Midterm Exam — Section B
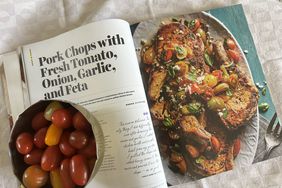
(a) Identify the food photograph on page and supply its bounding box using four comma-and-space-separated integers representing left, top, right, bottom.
133, 5, 277, 185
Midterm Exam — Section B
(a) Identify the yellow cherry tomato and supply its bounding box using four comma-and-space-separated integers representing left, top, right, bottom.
45, 124, 63, 146
50, 169, 64, 188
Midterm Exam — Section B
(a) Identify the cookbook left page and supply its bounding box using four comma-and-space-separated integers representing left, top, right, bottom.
21, 19, 167, 188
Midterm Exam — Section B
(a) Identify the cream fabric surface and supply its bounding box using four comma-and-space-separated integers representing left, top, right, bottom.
1, 0, 282, 187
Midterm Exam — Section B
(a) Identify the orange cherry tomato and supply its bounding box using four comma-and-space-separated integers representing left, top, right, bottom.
16, 132, 34, 155
60, 159, 75, 188
190, 83, 204, 94
22, 165, 48, 188
45, 124, 63, 146
79, 138, 96, 158
50, 168, 64, 188
31, 112, 49, 131
69, 130, 89, 149
191, 18, 201, 32
73, 111, 92, 132
163, 49, 173, 62
59, 131, 76, 157
51, 109, 72, 129
212, 70, 223, 81
227, 49, 240, 62
41, 145, 63, 171
226, 38, 236, 50
24, 149, 43, 165
70, 154, 89, 186
33, 127, 47, 149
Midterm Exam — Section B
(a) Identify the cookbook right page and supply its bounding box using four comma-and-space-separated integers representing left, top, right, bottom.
133, 4, 276, 186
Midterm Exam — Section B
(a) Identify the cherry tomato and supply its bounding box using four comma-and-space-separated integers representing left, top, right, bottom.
212, 70, 223, 81
233, 138, 241, 157
79, 138, 96, 158
191, 18, 201, 32
69, 130, 89, 149
50, 169, 64, 188
44, 101, 63, 121
16, 132, 33, 155
51, 109, 72, 129
24, 149, 43, 165
73, 111, 92, 132
41, 145, 63, 171
190, 83, 204, 94
162, 49, 173, 62
226, 38, 236, 50
22, 165, 48, 188
70, 154, 89, 186
33, 127, 48, 149
59, 131, 76, 157
45, 124, 63, 146
60, 159, 75, 188
67, 106, 77, 116
31, 112, 50, 131
227, 49, 240, 62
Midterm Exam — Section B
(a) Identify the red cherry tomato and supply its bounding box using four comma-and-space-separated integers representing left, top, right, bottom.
191, 18, 201, 32
73, 111, 92, 132
69, 130, 89, 149
33, 127, 48, 149
59, 131, 76, 157
70, 154, 89, 186
16, 132, 33, 155
79, 138, 96, 159
41, 145, 63, 171
163, 49, 173, 62
31, 112, 50, 131
60, 159, 75, 188
22, 165, 48, 188
227, 49, 240, 62
226, 38, 236, 50
24, 149, 43, 165
51, 109, 72, 129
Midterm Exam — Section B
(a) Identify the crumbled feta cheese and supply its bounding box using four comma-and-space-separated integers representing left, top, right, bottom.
218, 112, 223, 117
173, 65, 180, 71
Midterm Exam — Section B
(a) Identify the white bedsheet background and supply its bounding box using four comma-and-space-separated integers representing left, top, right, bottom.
1, 0, 282, 187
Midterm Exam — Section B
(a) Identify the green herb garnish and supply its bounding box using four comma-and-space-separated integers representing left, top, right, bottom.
222, 108, 228, 119
168, 66, 176, 78
163, 117, 174, 127
188, 102, 202, 115
204, 52, 214, 67
262, 87, 266, 96
226, 89, 233, 96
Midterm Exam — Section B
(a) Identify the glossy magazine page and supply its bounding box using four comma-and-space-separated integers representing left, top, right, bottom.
132, 4, 276, 186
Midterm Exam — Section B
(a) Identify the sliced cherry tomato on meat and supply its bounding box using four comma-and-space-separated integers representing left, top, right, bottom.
70, 154, 89, 186
191, 18, 201, 32
60, 159, 75, 188
51, 108, 72, 129
31, 112, 49, 131
227, 49, 240, 62
22, 165, 48, 188
212, 70, 223, 81
162, 49, 173, 62
226, 38, 236, 50
69, 130, 89, 150
16, 132, 34, 155
59, 131, 76, 157
45, 124, 63, 146
73, 111, 92, 132
41, 145, 63, 171
24, 149, 43, 165
190, 83, 204, 94
33, 127, 48, 149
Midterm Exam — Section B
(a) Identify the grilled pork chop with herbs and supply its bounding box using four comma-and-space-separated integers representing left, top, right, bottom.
140, 17, 258, 177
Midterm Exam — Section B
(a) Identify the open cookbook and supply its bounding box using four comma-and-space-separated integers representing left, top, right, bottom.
0, 4, 278, 188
